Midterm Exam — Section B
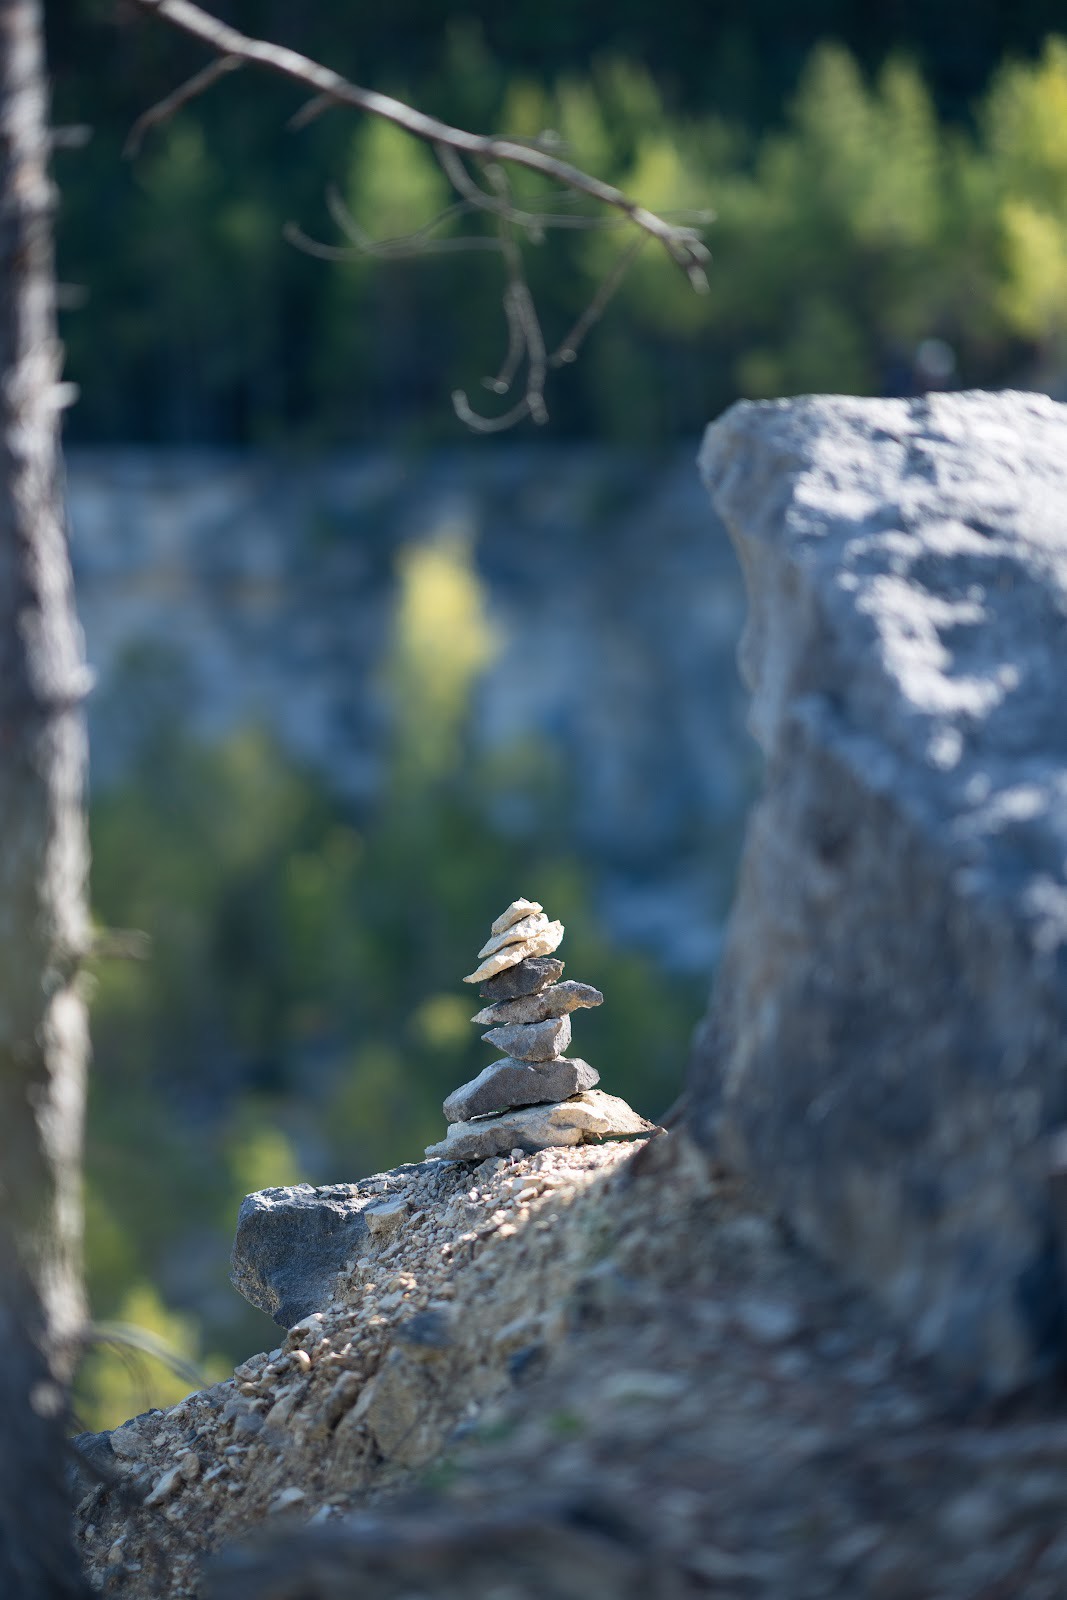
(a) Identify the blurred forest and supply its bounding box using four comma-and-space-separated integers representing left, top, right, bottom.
48, 0, 1067, 1425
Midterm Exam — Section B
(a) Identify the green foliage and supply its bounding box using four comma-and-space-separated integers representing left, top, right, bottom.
82, 531, 705, 1428
76, 1282, 229, 1435
50, 13, 1067, 446
983, 40, 1067, 347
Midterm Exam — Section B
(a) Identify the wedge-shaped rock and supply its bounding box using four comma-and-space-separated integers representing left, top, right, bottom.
443, 1056, 599, 1123
426, 1089, 657, 1161
471, 980, 604, 1027
482, 1013, 571, 1061
478, 956, 563, 1001
692, 389, 1067, 1394
490, 897, 542, 936
477, 911, 550, 960
463, 921, 563, 984
231, 1183, 369, 1328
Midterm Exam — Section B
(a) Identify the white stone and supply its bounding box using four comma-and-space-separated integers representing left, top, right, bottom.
477, 911, 550, 959
490, 897, 542, 936
463, 921, 564, 984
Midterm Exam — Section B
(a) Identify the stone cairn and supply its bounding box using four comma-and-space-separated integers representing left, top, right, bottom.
425, 898, 658, 1162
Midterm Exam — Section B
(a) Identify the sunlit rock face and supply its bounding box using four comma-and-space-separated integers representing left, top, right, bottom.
66, 447, 750, 974
689, 390, 1067, 1394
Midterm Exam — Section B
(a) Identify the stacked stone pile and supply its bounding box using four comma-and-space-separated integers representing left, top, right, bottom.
426, 898, 658, 1161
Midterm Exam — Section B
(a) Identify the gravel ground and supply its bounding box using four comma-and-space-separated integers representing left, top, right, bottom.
74, 1131, 1067, 1599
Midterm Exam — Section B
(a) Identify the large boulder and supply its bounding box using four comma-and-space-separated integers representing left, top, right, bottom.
231, 1184, 371, 1328
689, 390, 1067, 1393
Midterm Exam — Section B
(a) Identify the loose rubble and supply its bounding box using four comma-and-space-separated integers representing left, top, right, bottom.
427, 899, 658, 1162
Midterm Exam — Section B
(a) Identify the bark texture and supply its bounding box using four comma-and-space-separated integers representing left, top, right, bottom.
0, 0, 91, 1592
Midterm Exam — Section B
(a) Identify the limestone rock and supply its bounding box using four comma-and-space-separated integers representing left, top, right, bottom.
426, 1089, 657, 1161
477, 911, 549, 959
231, 1184, 369, 1328
490, 897, 543, 936
471, 980, 603, 1027
463, 921, 564, 984
478, 955, 564, 1001
690, 389, 1067, 1393
443, 1057, 599, 1123
482, 1014, 571, 1062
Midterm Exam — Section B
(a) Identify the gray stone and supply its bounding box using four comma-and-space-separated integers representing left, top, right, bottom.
463, 920, 564, 984
689, 390, 1067, 1394
426, 1089, 657, 1161
478, 956, 564, 1001
443, 1057, 599, 1123
231, 1184, 369, 1328
471, 980, 604, 1027
481, 1014, 571, 1062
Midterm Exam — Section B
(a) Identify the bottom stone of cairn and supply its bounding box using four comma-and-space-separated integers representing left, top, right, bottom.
425, 1088, 658, 1162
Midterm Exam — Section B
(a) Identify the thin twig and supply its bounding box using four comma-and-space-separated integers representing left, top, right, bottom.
550, 235, 648, 367
325, 184, 502, 258
284, 220, 505, 262
288, 91, 334, 131
124, 53, 243, 157
130, 0, 710, 285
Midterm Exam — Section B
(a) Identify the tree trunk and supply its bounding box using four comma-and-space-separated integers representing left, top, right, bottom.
0, 0, 91, 1592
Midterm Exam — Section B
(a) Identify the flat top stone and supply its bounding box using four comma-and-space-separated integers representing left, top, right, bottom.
471, 980, 604, 1027
490, 897, 543, 936
478, 955, 564, 1001
464, 922, 564, 985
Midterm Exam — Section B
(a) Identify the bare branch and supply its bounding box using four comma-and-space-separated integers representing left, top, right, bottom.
124, 53, 243, 158
484, 281, 526, 396
130, 0, 710, 284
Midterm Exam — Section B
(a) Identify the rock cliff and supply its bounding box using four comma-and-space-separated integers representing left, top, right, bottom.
690, 389, 1067, 1393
